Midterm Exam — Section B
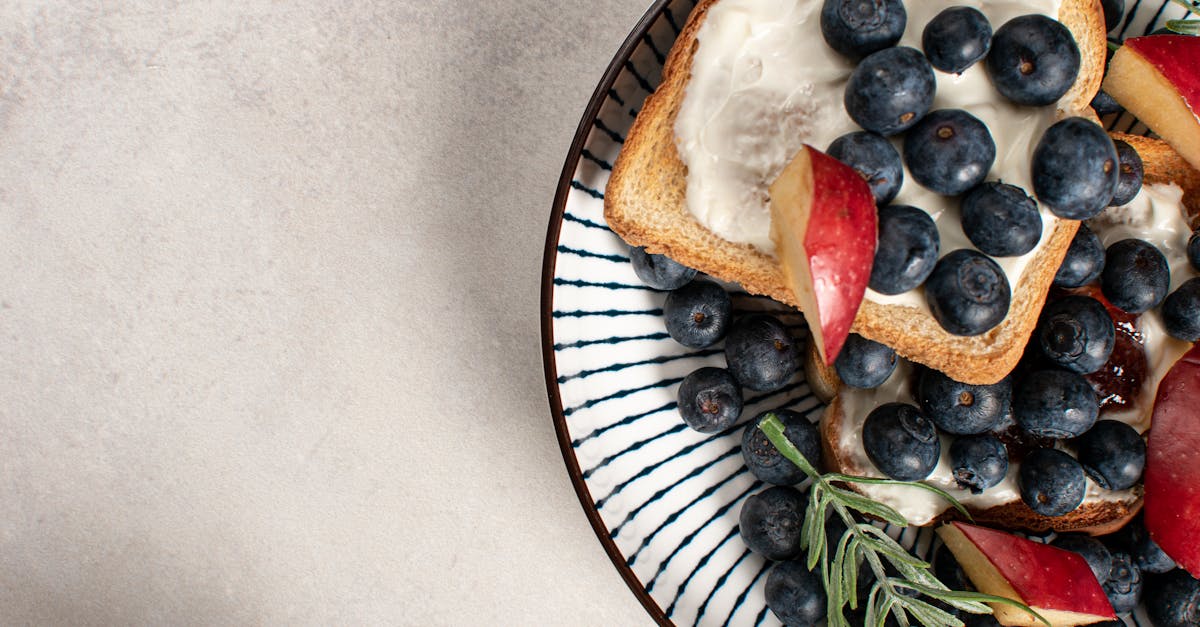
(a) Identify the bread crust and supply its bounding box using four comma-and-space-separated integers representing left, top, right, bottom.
605, 0, 1108, 385
819, 394, 1143, 535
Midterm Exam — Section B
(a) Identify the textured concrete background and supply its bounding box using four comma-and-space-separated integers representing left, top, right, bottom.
0, 1, 654, 624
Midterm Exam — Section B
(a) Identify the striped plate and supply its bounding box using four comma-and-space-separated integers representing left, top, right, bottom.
542, 1, 1185, 624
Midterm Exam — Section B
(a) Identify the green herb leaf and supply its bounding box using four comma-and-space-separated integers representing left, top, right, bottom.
1167, 18, 1200, 35
756, 413, 1019, 627
1169, 0, 1200, 18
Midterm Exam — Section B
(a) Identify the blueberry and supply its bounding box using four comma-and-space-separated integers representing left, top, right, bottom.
1090, 90, 1123, 117
917, 369, 1010, 435
629, 246, 697, 290
1018, 447, 1086, 517
922, 6, 992, 74
1101, 238, 1170, 313
904, 109, 996, 196
724, 314, 801, 392
925, 249, 1012, 336
1189, 229, 1200, 272
961, 182, 1042, 257
1052, 223, 1105, 288
1013, 370, 1099, 439
820, 0, 906, 60
844, 46, 936, 136
677, 367, 743, 434
834, 333, 897, 389
827, 131, 903, 206
741, 409, 821, 485
1103, 552, 1143, 613
1127, 516, 1177, 574
862, 402, 940, 481
1101, 0, 1124, 32
950, 434, 1009, 493
663, 278, 732, 348
1110, 139, 1144, 206
765, 560, 826, 626
986, 14, 1081, 106
1036, 295, 1115, 375
1075, 420, 1145, 491
1146, 569, 1200, 627
1163, 277, 1200, 342
869, 204, 939, 295
1050, 534, 1113, 584
739, 486, 806, 560
1031, 117, 1119, 220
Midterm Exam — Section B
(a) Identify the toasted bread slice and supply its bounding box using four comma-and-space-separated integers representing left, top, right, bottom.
605, 0, 1108, 385
817, 138, 1199, 533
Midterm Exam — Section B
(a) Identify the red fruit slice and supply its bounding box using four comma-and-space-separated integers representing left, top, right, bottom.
769, 145, 877, 365
1104, 35, 1200, 171
1144, 343, 1200, 578
938, 522, 1116, 626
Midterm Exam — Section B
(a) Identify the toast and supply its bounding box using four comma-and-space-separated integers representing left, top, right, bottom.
816, 136, 1200, 534
605, 0, 1109, 385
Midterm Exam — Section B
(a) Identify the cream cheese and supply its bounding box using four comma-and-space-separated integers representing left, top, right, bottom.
675, 0, 1065, 314
832, 184, 1196, 526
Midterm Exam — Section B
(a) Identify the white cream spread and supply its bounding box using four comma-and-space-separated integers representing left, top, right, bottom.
675, 0, 1065, 313
833, 184, 1197, 525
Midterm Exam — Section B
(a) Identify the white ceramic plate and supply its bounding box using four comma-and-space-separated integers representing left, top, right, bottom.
542, 1, 1187, 623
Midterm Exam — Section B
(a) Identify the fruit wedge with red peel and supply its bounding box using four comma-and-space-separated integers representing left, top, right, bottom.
769, 145, 876, 365
1144, 343, 1200, 578
937, 522, 1116, 626
1104, 35, 1200, 171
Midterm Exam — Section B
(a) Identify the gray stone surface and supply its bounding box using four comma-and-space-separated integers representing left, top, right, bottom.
0, 1, 654, 624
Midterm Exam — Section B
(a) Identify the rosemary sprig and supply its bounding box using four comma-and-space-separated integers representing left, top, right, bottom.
757, 413, 1050, 627
1167, 0, 1200, 34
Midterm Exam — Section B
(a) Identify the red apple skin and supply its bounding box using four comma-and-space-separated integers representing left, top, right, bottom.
949, 522, 1115, 619
1144, 343, 1200, 578
801, 147, 876, 363
1123, 36, 1200, 116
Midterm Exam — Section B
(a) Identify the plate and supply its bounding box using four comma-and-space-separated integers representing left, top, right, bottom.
541, 1, 1185, 624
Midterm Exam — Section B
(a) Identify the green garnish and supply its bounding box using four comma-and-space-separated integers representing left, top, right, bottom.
757, 413, 1050, 627
1167, 0, 1200, 34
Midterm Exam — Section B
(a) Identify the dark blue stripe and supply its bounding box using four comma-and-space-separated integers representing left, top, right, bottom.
607, 87, 626, 107
553, 277, 650, 291
1118, 0, 1144, 39
576, 399, 678, 449
554, 331, 671, 351
663, 526, 741, 613
720, 560, 772, 627
642, 31, 667, 66
615, 449, 746, 553
584, 422, 688, 481
1143, 0, 1172, 34
663, 4, 682, 36
561, 213, 611, 231
753, 604, 770, 627
552, 307, 663, 318
692, 548, 756, 625
556, 245, 628, 263
623, 59, 656, 94
594, 118, 625, 144
588, 381, 812, 496
581, 148, 613, 171
557, 347, 721, 384
566, 377, 682, 419
629, 107, 640, 118
570, 179, 604, 199
647, 485, 757, 594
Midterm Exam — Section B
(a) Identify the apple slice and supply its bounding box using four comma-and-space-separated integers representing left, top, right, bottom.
769, 145, 876, 365
1144, 343, 1200, 578
1104, 36, 1200, 171
937, 522, 1116, 626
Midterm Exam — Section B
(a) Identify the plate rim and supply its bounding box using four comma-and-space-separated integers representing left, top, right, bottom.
540, 0, 677, 624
